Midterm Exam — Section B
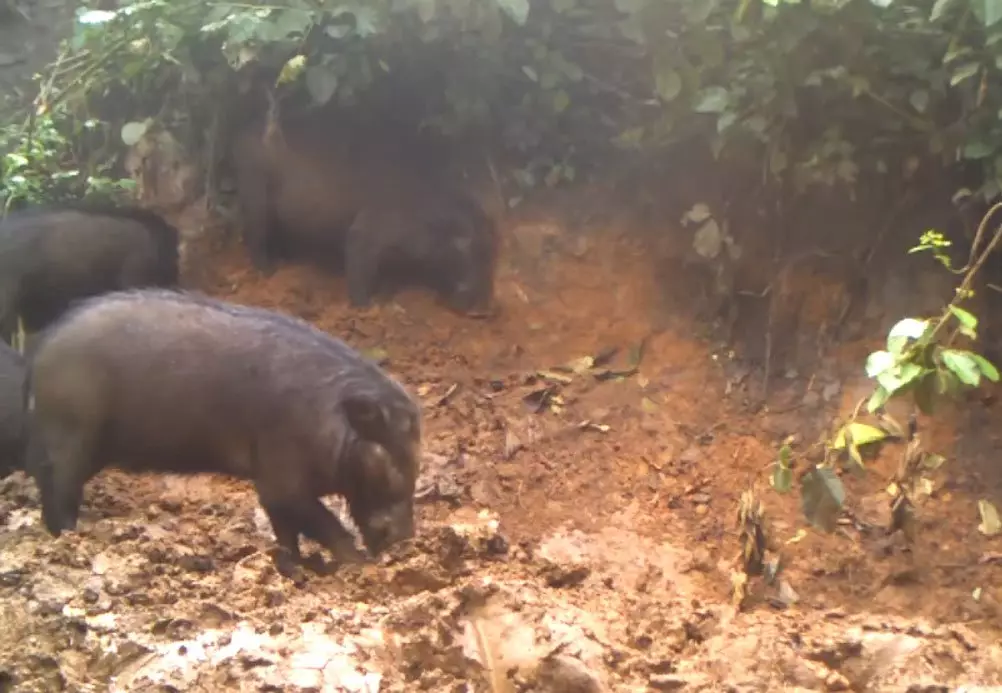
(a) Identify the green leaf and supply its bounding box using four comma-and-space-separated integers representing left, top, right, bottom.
78, 9, 116, 25
949, 305, 978, 331
950, 61, 981, 86
201, 4, 233, 31
831, 422, 887, 450
272, 8, 312, 39
693, 86, 730, 114
745, 115, 768, 136
120, 120, 149, 146
909, 89, 929, 114
971, 0, 1002, 27
277, 54, 306, 85
305, 65, 339, 105
553, 90, 570, 113
717, 111, 737, 133
942, 349, 983, 386
971, 353, 1000, 381
887, 318, 929, 354
931, 0, 958, 21
847, 439, 864, 469
772, 464, 793, 493
800, 467, 845, 533
496, 0, 530, 24
963, 139, 995, 160
957, 323, 977, 340
865, 350, 895, 378
654, 66, 682, 102
876, 370, 905, 396
934, 367, 957, 396
893, 362, 927, 392
866, 385, 891, 413
353, 7, 380, 37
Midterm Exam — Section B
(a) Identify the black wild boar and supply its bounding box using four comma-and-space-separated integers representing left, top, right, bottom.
231, 113, 498, 315
0, 341, 25, 479
25, 289, 421, 574
345, 186, 498, 315
0, 204, 180, 346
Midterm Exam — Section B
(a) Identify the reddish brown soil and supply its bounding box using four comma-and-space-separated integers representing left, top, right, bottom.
0, 200, 1000, 691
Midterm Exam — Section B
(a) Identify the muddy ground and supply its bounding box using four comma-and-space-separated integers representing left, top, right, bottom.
0, 195, 1001, 692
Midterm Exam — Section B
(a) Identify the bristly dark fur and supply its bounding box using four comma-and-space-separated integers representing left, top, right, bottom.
41, 287, 408, 395
27, 287, 421, 564
1, 203, 180, 280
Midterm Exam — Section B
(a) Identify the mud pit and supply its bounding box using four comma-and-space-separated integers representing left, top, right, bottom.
1, 202, 1001, 692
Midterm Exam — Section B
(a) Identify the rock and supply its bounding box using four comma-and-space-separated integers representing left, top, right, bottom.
30, 576, 77, 616
678, 447, 702, 465
535, 654, 605, 693
648, 672, 711, 690
440, 507, 510, 558
825, 671, 851, 690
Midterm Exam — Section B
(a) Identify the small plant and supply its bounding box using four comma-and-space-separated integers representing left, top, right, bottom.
1, 106, 134, 213
866, 220, 1002, 417
773, 204, 1002, 531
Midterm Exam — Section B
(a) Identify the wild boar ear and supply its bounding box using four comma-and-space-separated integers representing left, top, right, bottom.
343, 397, 389, 443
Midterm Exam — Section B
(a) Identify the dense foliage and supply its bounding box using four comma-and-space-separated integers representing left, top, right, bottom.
5, 0, 1002, 208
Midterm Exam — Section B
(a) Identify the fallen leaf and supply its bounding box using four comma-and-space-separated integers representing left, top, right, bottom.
537, 370, 574, 384
627, 339, 647, 368
593, 346, 618, 367
361, 346, 390, 365
915, 478, 935, 498
877, 413, 906, 439
558, 355, 595, 374
978, 499, 1001, 537
775, 579, 799, 607
593, 367, 638, 381
730, 569, 748, 607
920, 453, 947, 470
831, 422, 887, 450
523, 386, 557, 413
438, 383, 459, 406
504, 430, 523, 459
